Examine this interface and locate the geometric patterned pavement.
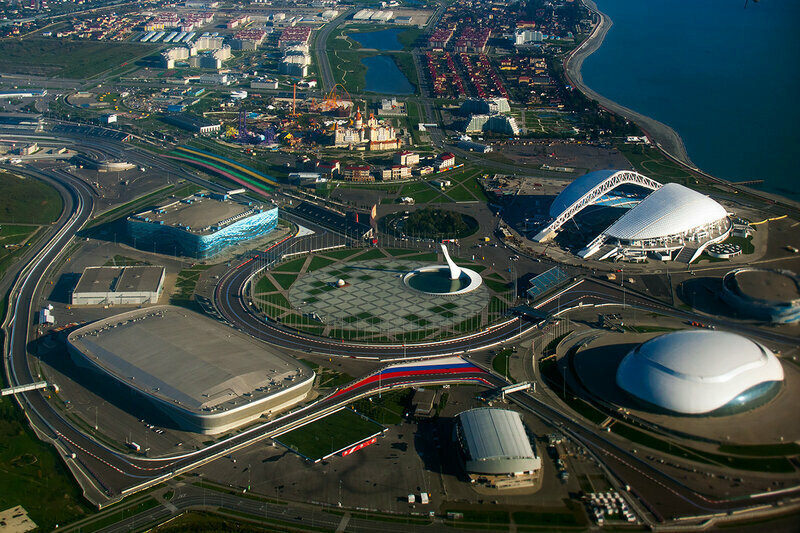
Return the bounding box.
[288,258,490,335]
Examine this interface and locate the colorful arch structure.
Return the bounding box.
[533,170,662,242]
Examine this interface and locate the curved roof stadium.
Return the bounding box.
[535,169,662,241]
[603,183,728,242]
[616,330,783,415]
[535,169,731,262]
[456,408,541,475]
[549,170,630,218]
[67,306,314,434]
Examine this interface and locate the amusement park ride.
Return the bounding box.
[311,84,354,114]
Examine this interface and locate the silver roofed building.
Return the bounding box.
[534,170,731,263]
[67,306,314,434]
[616,330,784,415]
[71,266,165,306]
[455,408,541,488]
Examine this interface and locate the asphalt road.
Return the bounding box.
[314,9,355,92]
[2,165,504,501]
[6,127,800,529]
[536,277,800,348]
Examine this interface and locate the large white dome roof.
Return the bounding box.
[616,330,783,414]
[604,183,728,241]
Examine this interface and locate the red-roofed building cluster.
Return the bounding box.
[428,28,454,50]
[459,53,509,100]
[454,27,490,53]
[426,52,466,98]
[279,26,312,49]
[226,15,249,29]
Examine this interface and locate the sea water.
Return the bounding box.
[581,0,800,199]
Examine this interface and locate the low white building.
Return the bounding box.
[71,266,165,306]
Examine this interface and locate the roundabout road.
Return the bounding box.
[213,240,537,360]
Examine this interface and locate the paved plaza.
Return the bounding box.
[289,258,489,336]
[251,248,514,342]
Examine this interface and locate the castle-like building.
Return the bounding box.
[331,108,401,151]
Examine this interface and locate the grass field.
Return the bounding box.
[617,144,694,184]
[170,265,212,309]
[0,397,92,530]
[352,389,411,425]
[0,39,151,78]
[271,272,299,290]
[328,49,372,94]
[524,109,581,135]
[275,409,384,461]
[0,226,39,277]
[0,172,63,224]
[492,348,513,379]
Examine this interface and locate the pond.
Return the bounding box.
[361,55,414,95]
[349,28,405,51]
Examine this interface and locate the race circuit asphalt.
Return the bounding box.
[7,129,800,527]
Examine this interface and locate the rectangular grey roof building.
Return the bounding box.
[71,266,165,306]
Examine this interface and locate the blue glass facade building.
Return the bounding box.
[128,205,278,259]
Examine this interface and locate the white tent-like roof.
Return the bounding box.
[457,408,541,474]
[616,330,784,415]
[604,183,727,241]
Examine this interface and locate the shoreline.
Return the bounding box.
[565,0,800,213]
[564,0,693,167]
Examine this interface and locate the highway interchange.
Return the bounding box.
[3,125,800,530]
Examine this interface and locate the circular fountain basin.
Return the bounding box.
[403,265,483,296]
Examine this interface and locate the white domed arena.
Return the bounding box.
[616,330,784,416]
[533,170,731,263]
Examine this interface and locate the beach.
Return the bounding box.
[565,0,692,166]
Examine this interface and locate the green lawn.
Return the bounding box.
[271,272,299,290]
[254,275,278,294]
[275,409,384,461]
[306,255,336,272]
[492,348,513,379]
[0,226,39,276]
[407,188,444,204]
[273,256,307,273]
[462,176,489,202]
[320,248,363,260]
[353,248,386,261]
[171,265,212,308]
[352,389,411,425]
[0,224,37,244]
[0,172,63,224]
[103,255,150,267]
[445,184,478,202]
[0,397,92,530]
[327,49,372,93]
[0,39,152,78]
[617,144,693,183]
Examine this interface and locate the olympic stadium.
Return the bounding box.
[721,268,800,324]
[127,191,278,259]
[67,306,314,434]
[532,170,731,263]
